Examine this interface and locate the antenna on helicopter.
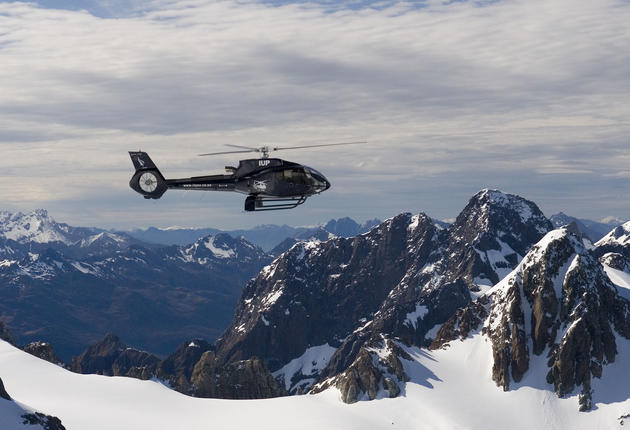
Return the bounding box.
[198,141,366,158]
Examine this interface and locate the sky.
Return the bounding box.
[0,0,629,230]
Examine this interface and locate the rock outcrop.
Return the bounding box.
[24,342,65,366]
[191,352,285,399]
[21,412,67,430]
[155,339,214,393]
[0,321,15,346]
[0,376,11,400]
[432,225,630,410]
[71,333,160,377]
[70,334,283,400]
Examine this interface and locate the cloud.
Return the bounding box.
[0,0,629,228]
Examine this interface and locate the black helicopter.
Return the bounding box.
[128,142,364,211]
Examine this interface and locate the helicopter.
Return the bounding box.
[128,141,364,211]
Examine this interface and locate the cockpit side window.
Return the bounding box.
[280,168,308,185]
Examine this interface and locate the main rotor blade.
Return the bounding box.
[198,149,255,156]
[271,141,367,151]
[225,144,260,151]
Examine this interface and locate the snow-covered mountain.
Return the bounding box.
[0,209,76,245]
[3,191,630,428]
[596,221,630,248]
[0,210,272,359]
[214,189,554,400]
[433,223,630,410]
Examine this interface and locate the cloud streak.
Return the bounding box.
[0,0,629,228]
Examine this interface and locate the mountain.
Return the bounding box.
[125,217,382,251]
[214,189,553,400]
[594,221,630,274]
[125,226,222,247]
[0,209,100,245]
[0,210,272,360]
[549,212,626,242]
[433,223,630,410]
[268,226,337,257]
[323,217,381,237]
[4,191,630,428]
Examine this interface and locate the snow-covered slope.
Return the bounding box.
[597,221,630,247]
[3,336,630,430]
[0,210,73,244]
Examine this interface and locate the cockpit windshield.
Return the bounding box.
[306,167,325,180]
[276,166,328,189]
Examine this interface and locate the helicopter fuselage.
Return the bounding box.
[165,158,330,197]
[128,152,330,211]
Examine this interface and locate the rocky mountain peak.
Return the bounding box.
[433,225,630,411]
[0,209,72,245]
[453,189,551,250]
[213,191,555,403]
[596,221,630,247]
[181,232,265,264]
[443,189,553,286]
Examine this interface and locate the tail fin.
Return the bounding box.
[129,151,163,174]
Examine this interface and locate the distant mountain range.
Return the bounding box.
[548,212,624,242]
[123,217,381,251]
[0,210,272,360]
[0,211,385,360]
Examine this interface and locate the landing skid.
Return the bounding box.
[245,195,307,212]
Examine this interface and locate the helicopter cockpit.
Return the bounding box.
[277,167,329,192]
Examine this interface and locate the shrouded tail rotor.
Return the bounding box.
[129,151,168,199]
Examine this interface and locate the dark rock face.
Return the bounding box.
[599,252,630,272]
[70,334,282,400]
[431,296,489,349]
[21,412,66,430]
[216,212,421,371]
[155,339,214,393]
[432,226,630,410]
[0,377,11,400]
[191,352,285,399]
[71,333,160,377]
[545,253,619,410]
[215,189,551,402]
[314,338,410,403]
[0,321,15,346]
[24,342,64,366]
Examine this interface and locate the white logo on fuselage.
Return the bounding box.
[258,160,270,167]
[253,180,268,191]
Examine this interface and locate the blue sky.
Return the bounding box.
[1,0,629,230]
